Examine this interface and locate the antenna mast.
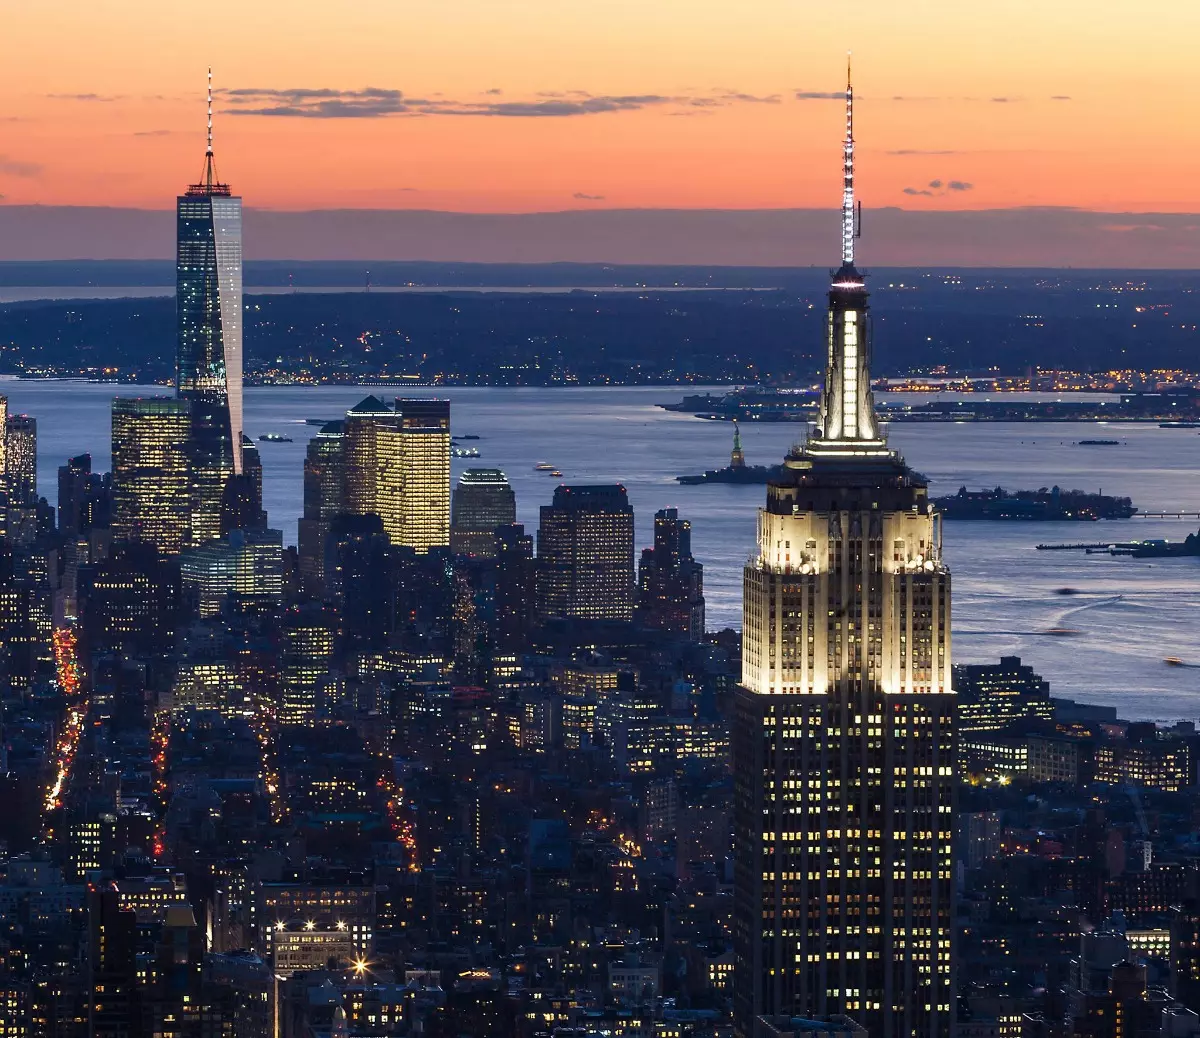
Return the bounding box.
[841,53,856,267]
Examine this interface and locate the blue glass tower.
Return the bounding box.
[176,68,243,546]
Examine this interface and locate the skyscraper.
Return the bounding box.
[111,397,192,556]
[636,507,705,640]
[536,485,635,623]
[5,413,38,544]
[298,420,345,597]
[393,398,451,553]
[493,523,536,655]
[177,69,243,547]
[733,64,954,1038]
[340,396,451,553]
[451,469,517,557]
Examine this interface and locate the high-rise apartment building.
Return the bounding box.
[177,71,243,547]
[111,397,192,556]
[636,507,705,640]
[733,65,954,1038]
[0,396,7,540]
[536,485,635,623]
[451,469,517,557]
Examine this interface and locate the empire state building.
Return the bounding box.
[732,63,955,1038]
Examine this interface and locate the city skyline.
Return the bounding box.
[3,2,1200,225]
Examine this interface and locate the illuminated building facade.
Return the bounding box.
[636,507,705,640]
[341,396,451,553]
[393,398,451,553]
[180,527,284,618]
[111,397,191,556]
[5,413,37,542]
[955,655,1053,732]
[732,65,954,1038]
[0,396,7,540]
[177,71,243,547]
[278,604,337,725]
[536,485,635,623]
[451,468,516,557]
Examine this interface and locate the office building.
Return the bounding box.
[180,527,284,618]
[340,396,450,553]
[324,513,393,654]
[279,603,337,725]
[79,544,182,658]
[58,453,93,537]
[298,420,345,597]
[493,524,536,655]
[955,655,1054,732]
[536,485,635,623]
[111,397,192,556]
[733,67,954,1038]
[451,469,516,557]
[393,398,451,553]
[636,507,705,640]
[177,71,243,547]
[341,395,394,518]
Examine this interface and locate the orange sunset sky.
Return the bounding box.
[0,0,1196,215]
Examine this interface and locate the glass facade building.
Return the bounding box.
[451,468,517,557]
[177,142,243,548]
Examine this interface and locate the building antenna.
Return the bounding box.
[841,52,856,268]
[202,66,218,191]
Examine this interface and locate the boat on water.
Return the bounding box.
[1160,422,1200,429]
[451,446,481,458]
[1044,627,1082,636]
[534,463,555,471]
[1077,440,1120,446]
[550,470,564,478]
[1165,656,1186,666]
[258,433,293,443]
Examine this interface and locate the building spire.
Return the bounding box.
[198,65,221,192]
[841,52,856,268]
[805,54,888,456]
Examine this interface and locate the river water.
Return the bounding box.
[4,379,1198,722]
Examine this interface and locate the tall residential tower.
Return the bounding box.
[177,69,243,547]
[732,62,955,1038]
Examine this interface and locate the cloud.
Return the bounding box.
[887,149,960,156]
[133,129,174,137]
[903,178,973,197]
[48,92,119,102]
[573,192,605,201]
[794,90,843,100]
[223,86,784,118]
[1051,95,1071,101]
[484,88,503,96]
[0,155,42,178]
[991,96,1014,103]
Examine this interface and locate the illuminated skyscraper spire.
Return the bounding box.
[810,53,886,454]
[201,66,220,192]
[841,53,856,268]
